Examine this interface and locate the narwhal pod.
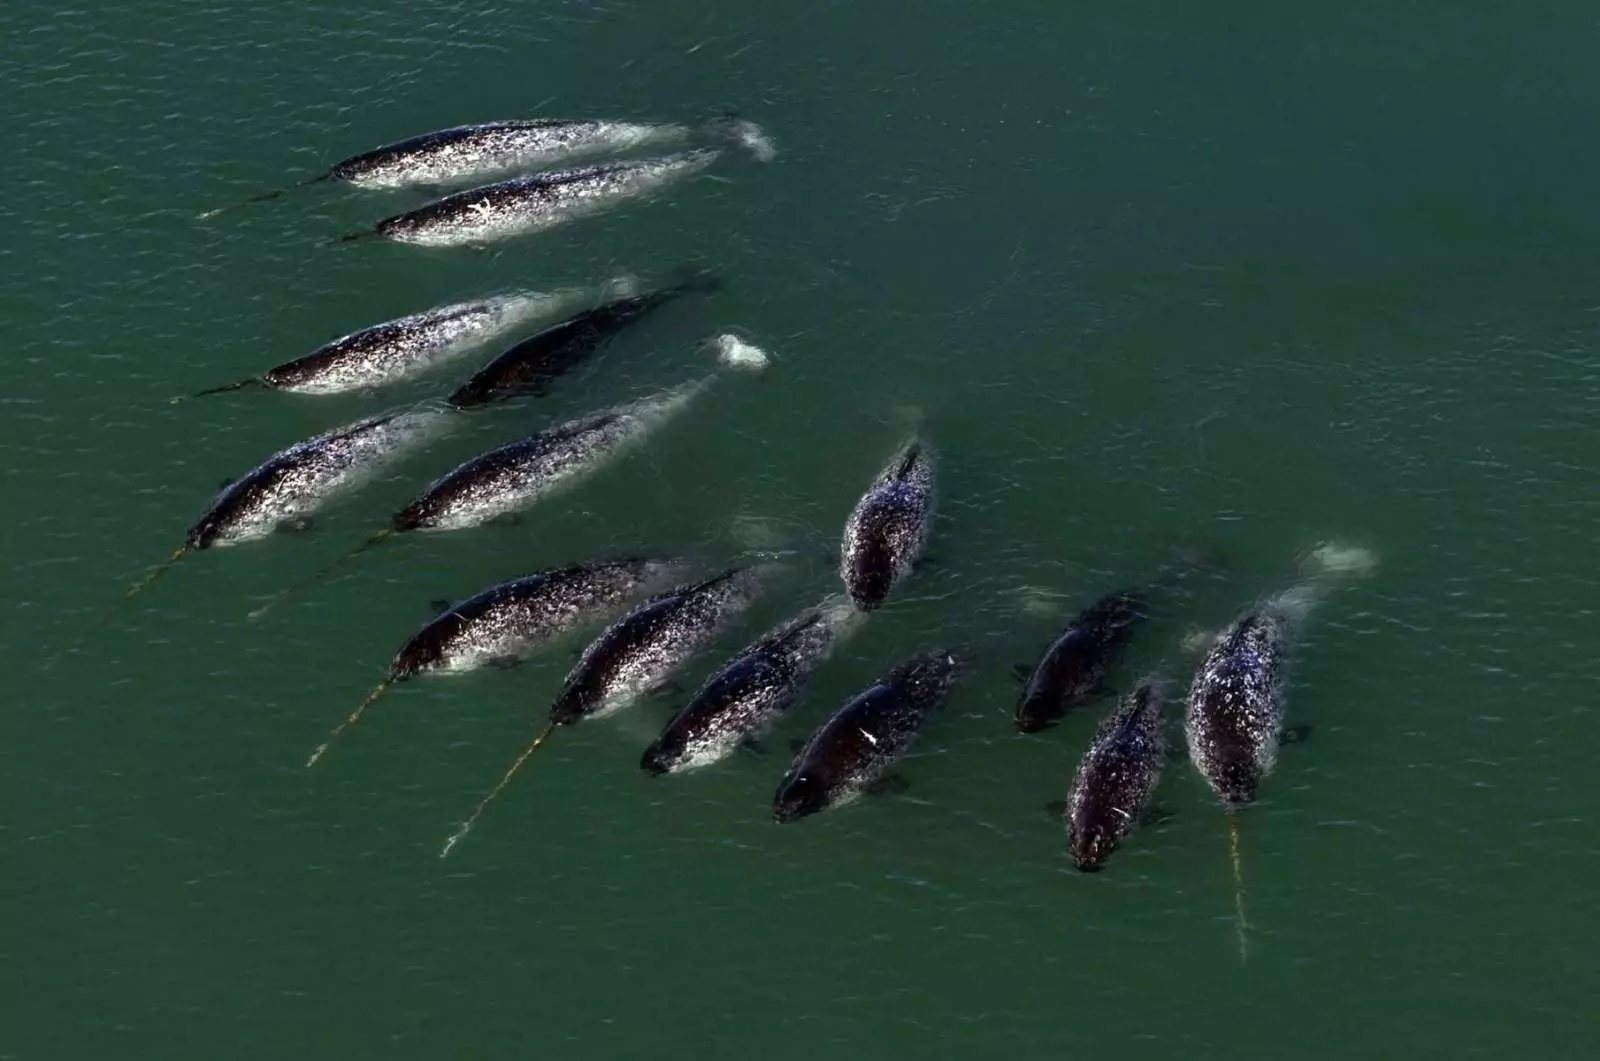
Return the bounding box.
[346,129,771,250]
[197,115,768,218]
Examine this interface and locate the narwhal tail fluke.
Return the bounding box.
[1228,810,1249,962]
[249,529,395,621]
[196,172,331,221]
[439,720,559,858]
[171,378,264,404]
[306,676,394,768]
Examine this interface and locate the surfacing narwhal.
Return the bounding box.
[333,120,773,249]
[89,403,454,631]
[195,116,736,220]
[175,278,638,402]
[304,557,683,768]
[839,436,936,611]
[440,565,775,857]
[642,592,865,776]
[1184,541,1377,958]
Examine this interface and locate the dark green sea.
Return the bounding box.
[7,3,1598,1058]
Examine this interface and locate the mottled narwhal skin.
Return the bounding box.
[1183,608,1290,807]
[446,272,720,409]
[642,594,865,775]
[185,408,452,549]
[1185,545,1377,806]
[549,567,768,726]
[330,119,694,191]
[839,439,936,611]
[1015,589,1144,733]
[256,288,616,395]
[371,149,722,248]
[397,378,709,532]
[1066,678,1169,872]
[384,558,679,682]
[773,649,960,824]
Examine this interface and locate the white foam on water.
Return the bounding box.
[711,332,770,371]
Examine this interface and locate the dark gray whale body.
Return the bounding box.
[1014,588,1144,733]
[773,649,960,824]
[446,271,721,409]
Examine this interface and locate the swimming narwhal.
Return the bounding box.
[1185,543,1376,806]
[641,592,866,776]
[1014,588,1144,734]
[1013,554,1210,733]
[1183,542,1377,956]
[839,437,936,610]
[105,404,454,616]
[446,268,723,409]
[334,137,760,249]
[304,557,682,767]
[177,280,636,401]
[1062,676,1170,873]
[772,648,960,824]
[408,334,767,529]
[246,331,771,619]
[196,116,712,219]
[440,566,773,856]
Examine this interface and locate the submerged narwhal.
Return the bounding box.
[440,566,774,856]
[1014,553,1210,734]
[196,116,718,219]
[773,648,960,824]
[642,592,866,775]
[304,557,682,767]
[178,280,635,401]
[445,268,724,409]
[839,437,936,610]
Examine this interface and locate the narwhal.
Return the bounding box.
[440,565,773,856]
[303,557,683,768]
[1013,551,1212,734]
[1060,676,1171,873]
[245,331,771,620]
[90,403,454,628]
[1184,542,1378,958]
[772,649,961,824]
[445,268,723,409]
[839,437,936,610]
[641,592,865,775]
[331,146,741,249]
[196,116,710,220]
[175,280,636,401]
